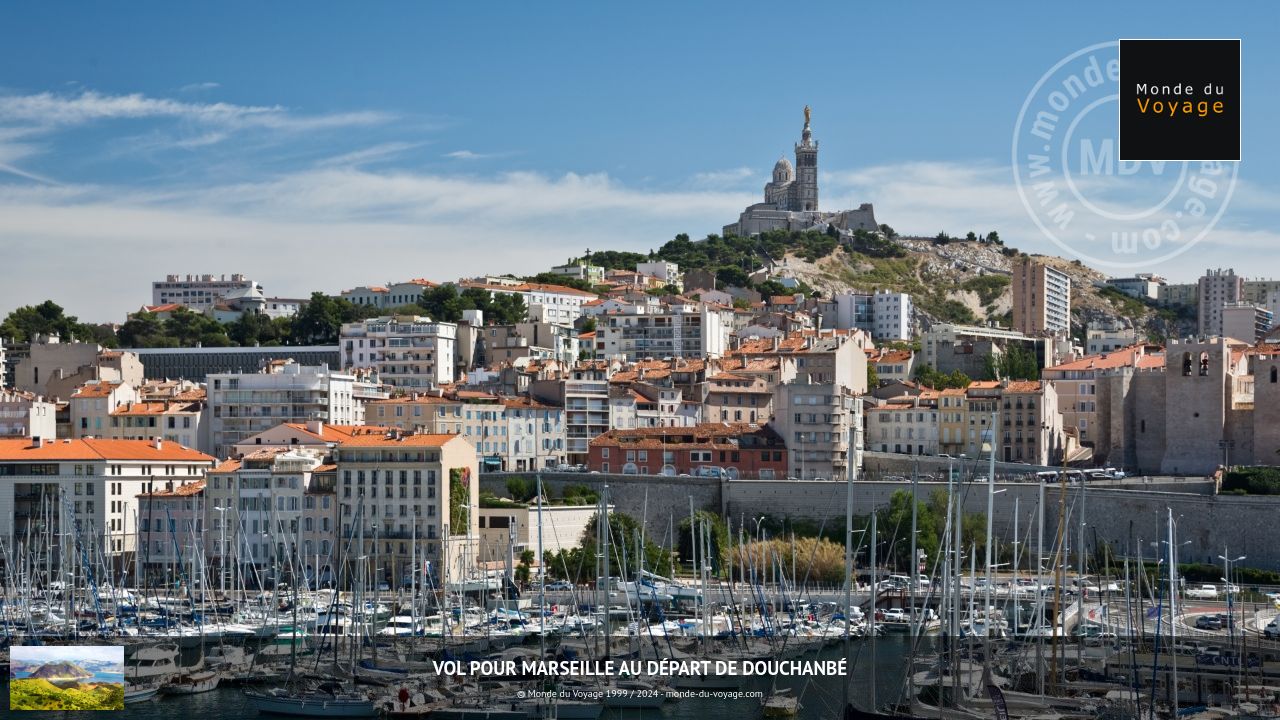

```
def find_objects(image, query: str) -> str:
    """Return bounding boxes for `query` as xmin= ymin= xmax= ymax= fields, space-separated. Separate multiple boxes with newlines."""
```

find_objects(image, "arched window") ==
xmin=1199 ymin=351 xmax=1210 ymax=376
xmin=1271 ymin=366 xmax=1277 ymax=384
xmin=1182 ymin=352 xmax=1193 ymax=376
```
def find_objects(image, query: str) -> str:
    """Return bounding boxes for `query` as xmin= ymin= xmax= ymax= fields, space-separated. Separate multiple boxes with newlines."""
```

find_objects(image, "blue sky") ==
xmin=0 ymin=2 xmax=1276 ymax=321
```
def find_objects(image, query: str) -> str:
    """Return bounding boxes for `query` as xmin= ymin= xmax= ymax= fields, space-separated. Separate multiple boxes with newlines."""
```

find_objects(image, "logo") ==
xmin=1012 ymin=41 xmax=1237 ymax=269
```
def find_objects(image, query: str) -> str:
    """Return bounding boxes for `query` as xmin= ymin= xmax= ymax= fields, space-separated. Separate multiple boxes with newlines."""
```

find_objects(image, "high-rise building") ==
xmin=1197 ymin=268 xmax=1244 ymax=337
xmin=1012 ymin=257 xmax=1071 ymax=336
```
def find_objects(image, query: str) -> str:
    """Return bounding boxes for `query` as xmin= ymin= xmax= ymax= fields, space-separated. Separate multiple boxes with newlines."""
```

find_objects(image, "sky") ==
xmin=11 ymin=645 xmax=124 ymax=667
xmin=0 ymin=2 xmax=1277 ymax=322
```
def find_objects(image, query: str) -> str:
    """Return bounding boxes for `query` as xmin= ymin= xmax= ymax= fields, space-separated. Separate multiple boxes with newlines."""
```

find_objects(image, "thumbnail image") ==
xmin=9 ymin=645 xmax=125 ymax=711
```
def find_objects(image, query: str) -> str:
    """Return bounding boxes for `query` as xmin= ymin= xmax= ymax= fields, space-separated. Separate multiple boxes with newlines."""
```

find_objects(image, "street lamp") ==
xmin=1217 ymin=552 xmax=1246 ymax=647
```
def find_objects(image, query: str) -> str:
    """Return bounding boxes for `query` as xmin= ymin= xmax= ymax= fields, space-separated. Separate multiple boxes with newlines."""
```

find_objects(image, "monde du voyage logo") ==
xmin=1013 ymin=40 xmax=1240 ymax=269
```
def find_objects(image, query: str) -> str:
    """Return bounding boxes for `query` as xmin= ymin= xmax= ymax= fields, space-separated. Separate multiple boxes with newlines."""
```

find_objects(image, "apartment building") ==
xmin=733 ymin=331 xmax=869 ymax=394
xmin=204 ymin=448 xmax=328 ymax=588
xmin=208 ymin=362 xmax=364 ymax=458
xmin=0 ymin=437 xmax=215 ymax=573
xmin=152 ymin=273 xmax=258 ymax=311
xmin=703 ymin=372 xmax=773 ymax=424
xmin=867 ymin=393 xmax=939 ymax=456
xmin=1012 ymin=257 xmax=1071 ymax=336
xmin=1198 ymin=268 xmax=1244 ymax=337
xmin=16 ymin=341 xmax=144 ymax=400
xmin=997 ymin=380 xmax=1063 ymax=465
xmin=1221 ymin=303 xmax=1273 ymax=343
xmin=339 ymin=279 xmax=438 ymax=309
xmin=340 ymin=315 xmax=457 ymax=389
xmin=366 ymin=392 xmax=567 ymax=471
xmin=135 ymin=479 xmax=206 ymax=583
xmin=530 ymin=364 xmax=611 ymax=465
xmin=595 ymin=302 xmax=730 ymax=361
xmin=770 ymin=380 xmax=862 ymax=481
xmin=0 ymin=388 xmax=56 ymax=439
xmin=334 ymin=431 xmax=478 ymax=588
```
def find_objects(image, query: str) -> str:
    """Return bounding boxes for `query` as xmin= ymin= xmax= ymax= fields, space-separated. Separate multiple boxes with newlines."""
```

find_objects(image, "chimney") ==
xmin=307 ymin=419 xmax=325 ymax=436
xmin=32 ymin=436 xmax=44 ymax=448
xmin=153 ymin=437 xmax=163 ymax=451
xmin=772 ymin=337 xmax=780 ymax=352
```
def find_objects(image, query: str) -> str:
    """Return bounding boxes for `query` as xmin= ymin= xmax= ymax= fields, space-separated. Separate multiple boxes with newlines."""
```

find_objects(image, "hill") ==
xmin=9 ymin=678 xmax=124 ymax=710
xmin=617 ymin=228 xmax=1196 ymax=343
xmin=29 ymin=661 xmax=93 ymax=679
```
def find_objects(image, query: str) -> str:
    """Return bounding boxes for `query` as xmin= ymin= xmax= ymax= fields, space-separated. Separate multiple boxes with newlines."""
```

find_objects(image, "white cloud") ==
xmin=0 ymin=90 xmax=393 ymax=133
xmin=319 ymin=142 xmax=424 ymax=168
xmin=179 ymin=82 xmax=221 ymax=92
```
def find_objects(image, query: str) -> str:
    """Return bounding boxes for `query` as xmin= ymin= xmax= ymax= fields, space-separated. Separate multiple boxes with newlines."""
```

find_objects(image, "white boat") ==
xmin=125 ymin=642 xmax=180 ymax=681
xmin=124 ymin=684 xmax=160 ymax=703
xmin=161 ymin=669 xmax=222 ymax=695
xmin=245 ymin=687 xmax=379 ymax=717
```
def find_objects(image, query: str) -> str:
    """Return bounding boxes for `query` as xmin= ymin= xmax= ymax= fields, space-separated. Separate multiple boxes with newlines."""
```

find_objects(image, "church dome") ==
xmin=772 ymin=156 xmax=794 ymax=182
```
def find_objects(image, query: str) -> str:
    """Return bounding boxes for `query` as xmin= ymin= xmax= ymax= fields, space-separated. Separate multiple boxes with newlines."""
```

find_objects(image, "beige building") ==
xmin=1012 ymin=257 xmax=1071 ymax=337
xmin=334 ymin=431 xmax=478 ymax=589
xmin=703 ymin=372 xmax=773 ymax=424
xmin=1198 ymin=268 xmax=1244 ymax=337
xmin=1041 ymin=345 xmax=1164 ymax=456
xmin=16 ymin=341 xmax=144 ymax=401
xmin=997 ymin=380 xmax=1064 ymax=465
xmin=769 ymin=379 xmax=862 ymax=480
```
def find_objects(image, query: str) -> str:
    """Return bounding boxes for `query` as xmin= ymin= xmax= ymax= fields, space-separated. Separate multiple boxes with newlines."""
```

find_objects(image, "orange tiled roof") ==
xmin=209 ymin=458 xmax=243 ymax=473
xmin=1046 ymin=344 xmax=1165 ymax=373
xmin=1004 ymin=380 xmax=1043 ymax=393
xmin=72 ymin=382 xmax=122 ymax=399
xmin=139 ymin=479 xmax=206 ymax=497
xmin=280 ymin=423 xmax=397 ymax=442
xmin=0 ymin=438 xmax=213 ymax=462
xmin=876 ymin=350 xmax=913 ymax=364
xmin=337 ymin=432 xmax=457 ymax=448
xmin=111 ymin=401 xmax=200 ymax=416
xmin=143 ymin=303 xmax=183 ymax=313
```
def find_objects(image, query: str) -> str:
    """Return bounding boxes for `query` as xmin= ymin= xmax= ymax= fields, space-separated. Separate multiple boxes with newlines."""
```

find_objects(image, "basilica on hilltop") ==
xmin=723 ymin=106 xmax=879 ymax=238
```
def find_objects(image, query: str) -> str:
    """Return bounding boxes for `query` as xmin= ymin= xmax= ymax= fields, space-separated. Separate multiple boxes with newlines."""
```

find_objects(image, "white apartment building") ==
xmin=0 ymin=389 xmax=56 ymax=439
xmin=1086 ymin=322 xmax=1138 ymax=355
xmin=0 ymin=437 xmax=215 ymax=572
xmin=530 ymin=365 xmax=611 ymax=464
xmin=339 ymin=279 xmax=438 ymax=309
xmin=205 ymin=448 xmax=327 ymax=586
xmin=152 ymin=274 xmax=259 ymax=311
xmin=208 ymin=362 xmax=362 ymax=458
xmin=340 ymin=316 xmax=457 ymax=389
xmin=635 ymin=261 xmax=681 ymax=287
xmin=595 ymin=303 xmax=730 ymax=361
xmin=871 ymin=290 xmax=913 ymax=341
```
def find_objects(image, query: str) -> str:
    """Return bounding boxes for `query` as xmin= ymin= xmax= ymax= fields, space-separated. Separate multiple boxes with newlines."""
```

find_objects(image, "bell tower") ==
xmin=793 ymin=105 xmax=819 ymax=212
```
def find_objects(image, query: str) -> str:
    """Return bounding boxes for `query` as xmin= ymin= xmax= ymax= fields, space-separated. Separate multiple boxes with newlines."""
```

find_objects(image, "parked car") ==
xmin=1264 ymin=618 xmax=1279 ymax=639
xmin=1195 ymin=615 xmax=1223 ymax=630
xmin=881 ymin=608 xmax=907 ymax=622
xmin=544 ymin=580 xmax=573 ymax=591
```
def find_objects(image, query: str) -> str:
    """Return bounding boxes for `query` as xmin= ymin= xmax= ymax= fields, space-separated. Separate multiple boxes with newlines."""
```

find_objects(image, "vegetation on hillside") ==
xmin=980 ymin=344 xmax=1040 ymax=381
xmin=9 ymin=679 xmax=124 ymax=711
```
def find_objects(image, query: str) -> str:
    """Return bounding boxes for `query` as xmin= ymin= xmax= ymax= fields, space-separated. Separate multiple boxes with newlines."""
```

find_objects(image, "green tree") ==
xmin=980 ymin=344 xmax=1040 ymax=381
xmin=117 ymin=312 xmax=166 ymax=347
xmin=677 ymin=510 xmax=730 ymax=576
xmin=448 ymin=468 xmax=472 ymax=534
xmin=163 ymin=307 xmax=229 ymax=346
xmin=0 ymin=300 xmax=98 ymax=343
xmin=505 ymin=476 xmax=536 ymax=502
xmin=867 ymin=363 xmax=880 ymax=389
xmin=875 ymin=490 xmax=942 ymax=572
xmin=291 ymin=292 xmax=349 ymax=344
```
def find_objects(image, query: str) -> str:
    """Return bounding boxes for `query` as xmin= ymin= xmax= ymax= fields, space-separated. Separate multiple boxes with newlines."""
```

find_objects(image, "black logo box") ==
xmin=1119 ymin=39 xmax=1240 ymax=162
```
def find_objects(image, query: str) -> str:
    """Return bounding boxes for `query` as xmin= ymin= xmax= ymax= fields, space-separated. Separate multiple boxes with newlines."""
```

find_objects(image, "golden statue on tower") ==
xmin=804 ymin=105 xmax=811 ymax=125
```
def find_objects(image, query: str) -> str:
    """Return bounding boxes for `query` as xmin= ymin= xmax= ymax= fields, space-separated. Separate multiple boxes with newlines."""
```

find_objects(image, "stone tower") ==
xmin=792 ymin=105 xmax=819 ymax=212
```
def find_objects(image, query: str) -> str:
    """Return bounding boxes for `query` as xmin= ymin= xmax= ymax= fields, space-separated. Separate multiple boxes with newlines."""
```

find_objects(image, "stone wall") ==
xmin=481 ymin=472 xmax=1277 ymax=569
